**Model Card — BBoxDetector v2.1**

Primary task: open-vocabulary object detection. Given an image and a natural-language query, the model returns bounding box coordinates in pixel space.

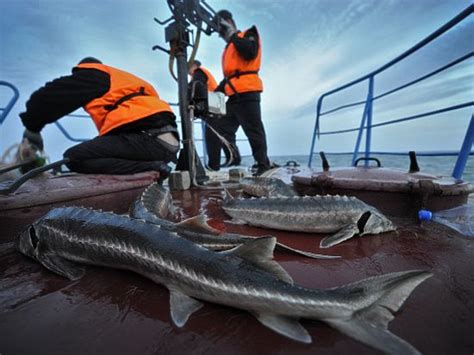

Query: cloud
[1,0,472,161]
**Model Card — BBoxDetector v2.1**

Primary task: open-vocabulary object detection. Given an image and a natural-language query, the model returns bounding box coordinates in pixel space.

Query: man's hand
[23,128,44,151]
[219,19,237,42]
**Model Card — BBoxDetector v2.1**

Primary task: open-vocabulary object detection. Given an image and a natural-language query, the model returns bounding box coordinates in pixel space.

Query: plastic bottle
[418,204,474,237]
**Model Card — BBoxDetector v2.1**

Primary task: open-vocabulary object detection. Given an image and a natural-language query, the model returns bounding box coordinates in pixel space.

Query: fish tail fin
[326,270,432,354]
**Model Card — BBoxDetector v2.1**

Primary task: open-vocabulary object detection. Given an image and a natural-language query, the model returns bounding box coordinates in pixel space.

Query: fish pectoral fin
[325,318,420,355]
[226,237,293,284]
[256,313,312,344]
[320,224,359,248]
[176,215,221,235]
[37,254,85,280]
[169,288,204,327]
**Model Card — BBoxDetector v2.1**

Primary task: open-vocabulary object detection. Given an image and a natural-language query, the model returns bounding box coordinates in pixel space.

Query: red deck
[0,171,160,242]
[0,183,473,354]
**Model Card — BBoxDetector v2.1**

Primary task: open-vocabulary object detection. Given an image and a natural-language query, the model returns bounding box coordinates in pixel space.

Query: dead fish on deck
[222,191,396,248]
[240,177,297,198]
[130,182,338,259]
[18,206,430,354]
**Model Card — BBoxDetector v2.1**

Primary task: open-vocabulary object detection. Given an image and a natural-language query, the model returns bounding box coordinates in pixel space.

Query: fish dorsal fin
[256,313,312,344]
[176,215,221,235]
[226,237,294,284]
[169,287,204,327]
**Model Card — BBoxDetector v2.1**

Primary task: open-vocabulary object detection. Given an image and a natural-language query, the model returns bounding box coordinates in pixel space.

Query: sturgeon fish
[240,177,297,198]
[130,182,338,259]
[18,206,430,354]
[222,191,396,248]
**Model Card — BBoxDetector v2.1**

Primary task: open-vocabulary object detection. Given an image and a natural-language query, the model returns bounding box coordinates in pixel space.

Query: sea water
[239,154,474,183]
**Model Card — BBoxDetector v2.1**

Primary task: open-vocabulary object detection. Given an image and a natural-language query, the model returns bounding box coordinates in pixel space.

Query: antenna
[153,0,221,186]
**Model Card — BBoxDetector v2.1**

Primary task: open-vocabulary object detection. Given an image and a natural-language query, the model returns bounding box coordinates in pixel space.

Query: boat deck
[1,176,473,354]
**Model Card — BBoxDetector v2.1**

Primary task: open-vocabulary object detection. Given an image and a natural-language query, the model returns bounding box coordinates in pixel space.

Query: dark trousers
[207,92,269,171]
[63,131,177,175]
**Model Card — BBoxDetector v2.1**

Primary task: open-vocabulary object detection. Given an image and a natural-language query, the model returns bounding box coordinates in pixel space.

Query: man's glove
[219,19,237,42]
[23,128,44,151]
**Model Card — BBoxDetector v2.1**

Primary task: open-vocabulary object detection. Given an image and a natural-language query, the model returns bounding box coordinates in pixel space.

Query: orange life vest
[75,63,173,136]
[222,29,263,96]
[193,66,218,92]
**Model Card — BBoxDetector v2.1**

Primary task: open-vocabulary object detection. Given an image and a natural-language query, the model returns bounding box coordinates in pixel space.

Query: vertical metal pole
[452,114,474,180]
[175,41,195,181]
[309,97,324,168]
[364,76,374,167]
[201,120,208,166]
[351,79,371,165]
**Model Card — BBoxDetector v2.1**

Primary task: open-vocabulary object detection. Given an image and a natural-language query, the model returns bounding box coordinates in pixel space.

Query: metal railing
[53,111,245,167]
[0,81,20,125]
[309,5,474,180]
[0,84,238,167]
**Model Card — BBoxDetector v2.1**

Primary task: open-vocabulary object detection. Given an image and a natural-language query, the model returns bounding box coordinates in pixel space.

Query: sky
[0,0,473,163]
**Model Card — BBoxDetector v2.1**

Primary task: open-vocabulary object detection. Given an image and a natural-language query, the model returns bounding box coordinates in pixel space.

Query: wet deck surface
[1,185,473,354]
[0,172,159,242]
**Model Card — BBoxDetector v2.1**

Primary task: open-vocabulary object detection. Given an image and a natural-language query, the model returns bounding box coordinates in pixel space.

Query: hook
[154,16,174,26]
[152,45,171,54]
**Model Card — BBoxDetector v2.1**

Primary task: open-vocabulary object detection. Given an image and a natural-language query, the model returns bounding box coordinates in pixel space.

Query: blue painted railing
[0,81,20,125]
[309,5,474,180]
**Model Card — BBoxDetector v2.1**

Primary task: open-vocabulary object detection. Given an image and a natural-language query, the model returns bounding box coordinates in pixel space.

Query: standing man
[188,60,240,170]
[215,9,271,176]
[20,57,179,178]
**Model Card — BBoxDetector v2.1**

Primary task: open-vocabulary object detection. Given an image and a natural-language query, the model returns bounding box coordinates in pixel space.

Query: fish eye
[29,226,39,249]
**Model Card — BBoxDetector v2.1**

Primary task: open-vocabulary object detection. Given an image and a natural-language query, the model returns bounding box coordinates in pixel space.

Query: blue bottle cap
[418,209,432,221]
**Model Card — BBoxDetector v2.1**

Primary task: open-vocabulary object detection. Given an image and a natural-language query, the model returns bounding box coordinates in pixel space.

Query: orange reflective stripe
[75,63,173,135]
[222,29,263,96]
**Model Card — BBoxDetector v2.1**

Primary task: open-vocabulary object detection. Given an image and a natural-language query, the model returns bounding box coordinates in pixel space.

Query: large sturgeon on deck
[130,182,338,259]
[18,206,430,354]
[222,191,396,248]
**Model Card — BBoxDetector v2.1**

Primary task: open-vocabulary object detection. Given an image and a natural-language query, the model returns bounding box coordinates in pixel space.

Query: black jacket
[20,67,176,134]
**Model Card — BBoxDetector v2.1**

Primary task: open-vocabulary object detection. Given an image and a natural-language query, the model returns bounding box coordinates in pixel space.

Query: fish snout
[364,212,397,235]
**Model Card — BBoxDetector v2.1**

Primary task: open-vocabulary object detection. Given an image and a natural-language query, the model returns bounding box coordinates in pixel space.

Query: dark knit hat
[78,57,102,65]
[216,10,233,21]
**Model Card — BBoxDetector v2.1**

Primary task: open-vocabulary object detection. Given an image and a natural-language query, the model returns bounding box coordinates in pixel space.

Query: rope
[203,120,236,167]
[1,143,19,164]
